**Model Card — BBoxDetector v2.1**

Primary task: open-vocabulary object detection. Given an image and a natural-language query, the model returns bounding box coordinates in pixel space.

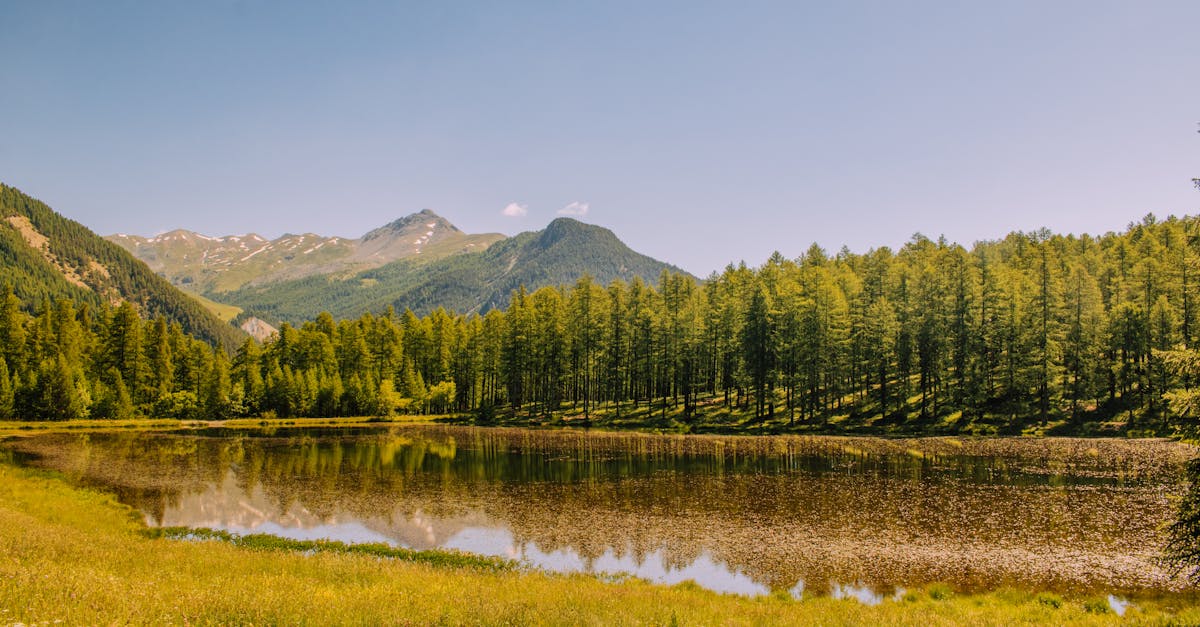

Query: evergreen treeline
[0,287,235,420]
[228,212,1191,431]
[4,213,1198,433]
[0,184,244,350]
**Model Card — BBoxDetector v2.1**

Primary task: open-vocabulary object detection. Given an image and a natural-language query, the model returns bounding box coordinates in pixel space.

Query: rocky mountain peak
[361,210,460,242]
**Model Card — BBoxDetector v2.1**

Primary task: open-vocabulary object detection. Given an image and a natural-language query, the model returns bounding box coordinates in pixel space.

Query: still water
[2,425,1193,598]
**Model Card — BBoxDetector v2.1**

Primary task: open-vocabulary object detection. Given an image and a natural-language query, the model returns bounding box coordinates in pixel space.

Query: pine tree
[1149,295,1181,417]
[145,316,174,406]
[569,276,606,420]
[0,285,27,376]
[863,298,899,417]
[0,358,13,419]
[104,369,135,420]
[105,301,145,401]
[605,281,629,418]
[376,379,399,417]
[233,338,264,414]
[204,349,233,419]
[530,286,566,416]
[741,285,775,420]
[502,287,530,415]
[1063,265,1104,416]
[37,355,88,421]
[1031,245,1064,424]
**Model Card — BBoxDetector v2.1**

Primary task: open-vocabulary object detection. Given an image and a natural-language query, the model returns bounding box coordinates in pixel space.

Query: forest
[1,212,1198,435]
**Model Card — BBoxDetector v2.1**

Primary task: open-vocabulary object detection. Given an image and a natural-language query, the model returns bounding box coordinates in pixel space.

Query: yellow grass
[0,417,187,438]
[183,290,244,322]
[1,462,1197,625]
[0,415,440,438]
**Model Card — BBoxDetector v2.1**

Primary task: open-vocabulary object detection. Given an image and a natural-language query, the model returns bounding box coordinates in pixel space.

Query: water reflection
[2,425,1192,598]
[831,582,884,606]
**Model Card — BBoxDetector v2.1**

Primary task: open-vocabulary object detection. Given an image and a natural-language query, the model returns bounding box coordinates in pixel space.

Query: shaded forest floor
[0,400,1174,440]
[459,390,1179,439]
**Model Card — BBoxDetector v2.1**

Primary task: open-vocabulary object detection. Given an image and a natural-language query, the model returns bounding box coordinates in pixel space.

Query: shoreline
[0,413,1190,441]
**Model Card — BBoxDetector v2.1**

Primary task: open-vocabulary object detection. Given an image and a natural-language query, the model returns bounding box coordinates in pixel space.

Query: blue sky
[2,1,1197,275]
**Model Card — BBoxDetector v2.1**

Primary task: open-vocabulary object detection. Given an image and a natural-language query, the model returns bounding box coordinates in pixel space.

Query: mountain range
[105,208,689,325]
[0,181,690,336]
[212,216,692,323]
[107,210,505,294]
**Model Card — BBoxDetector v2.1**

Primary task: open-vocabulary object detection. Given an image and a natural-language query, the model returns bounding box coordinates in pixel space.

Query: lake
[2,425,1193,600]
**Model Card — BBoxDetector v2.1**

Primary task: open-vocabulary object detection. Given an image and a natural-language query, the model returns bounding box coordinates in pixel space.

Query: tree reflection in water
[3,425,1192,598]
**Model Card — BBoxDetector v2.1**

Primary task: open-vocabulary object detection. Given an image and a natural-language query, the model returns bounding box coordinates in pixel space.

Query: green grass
[214,414,441,428]
[0,415,442,438]
[183,289,244,322]
[1,462,1197,625]
[0,417,187,437]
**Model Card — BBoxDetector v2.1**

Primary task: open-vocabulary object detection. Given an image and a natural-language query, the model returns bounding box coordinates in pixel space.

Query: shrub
[1035,592,1063,609]
[927,583,953,601]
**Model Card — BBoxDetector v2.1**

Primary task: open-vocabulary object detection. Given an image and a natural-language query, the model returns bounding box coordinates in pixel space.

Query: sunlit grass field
[1,460,1198,625]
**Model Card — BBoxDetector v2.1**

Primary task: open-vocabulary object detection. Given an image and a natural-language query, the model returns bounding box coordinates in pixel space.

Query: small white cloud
[557,201,590,216]
[501,202,528,217]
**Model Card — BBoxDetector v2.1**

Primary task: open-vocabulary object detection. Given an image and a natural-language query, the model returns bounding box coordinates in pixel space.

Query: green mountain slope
[222,217,691,323]
[0,184,244,350]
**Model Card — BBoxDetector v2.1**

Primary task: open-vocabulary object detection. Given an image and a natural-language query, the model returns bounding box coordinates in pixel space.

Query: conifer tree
[37,355,87,421]
[0,285,27,377]
[0,359,13,419]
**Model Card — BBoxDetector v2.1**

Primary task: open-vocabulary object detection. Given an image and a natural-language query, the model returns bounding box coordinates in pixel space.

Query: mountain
[0,184,244,350]
[354,210,500,264]
[239,316,279,342]
[106,209,504,293]
[219,217,692,323]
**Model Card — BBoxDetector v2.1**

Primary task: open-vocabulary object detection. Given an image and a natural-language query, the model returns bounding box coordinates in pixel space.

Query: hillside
[0,184,244,350]
[221,217,692,323]
[107,209,504,293]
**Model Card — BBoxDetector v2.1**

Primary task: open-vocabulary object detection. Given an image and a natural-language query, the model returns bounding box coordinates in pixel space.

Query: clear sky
[2,1,1197,276]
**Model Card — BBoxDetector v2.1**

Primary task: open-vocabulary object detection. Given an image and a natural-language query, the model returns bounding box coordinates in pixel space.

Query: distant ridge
[106,209,504,293]
[220,217,693,324]
[110,208,691,324]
